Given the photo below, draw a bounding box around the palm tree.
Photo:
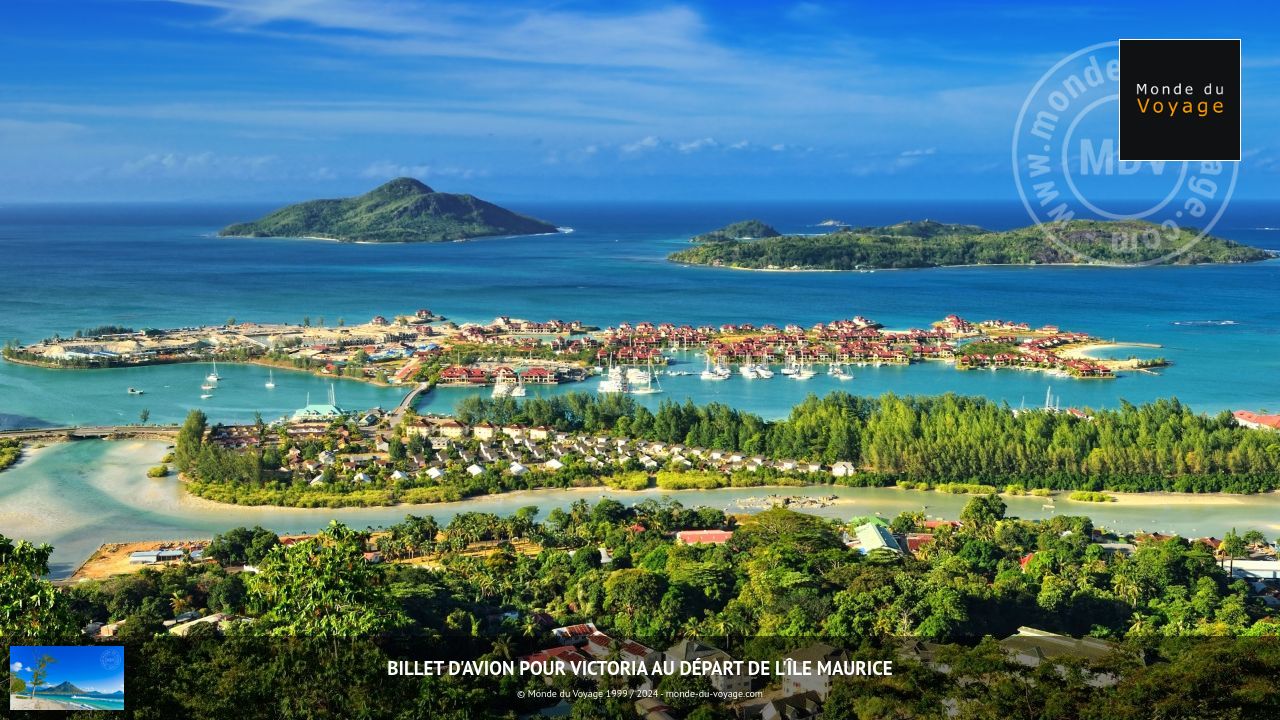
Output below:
[170,592,192,616]
[490,635,514,660]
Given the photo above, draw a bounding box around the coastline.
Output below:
[9,694,93,711]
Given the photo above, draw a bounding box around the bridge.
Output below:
[390,382,431,419]
[0,425,180,442]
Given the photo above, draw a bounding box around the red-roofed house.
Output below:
[1234,410,1280,431]
[675,530,733,545]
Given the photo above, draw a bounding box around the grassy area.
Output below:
[1069,490,1116,503]
[0,439,21,471]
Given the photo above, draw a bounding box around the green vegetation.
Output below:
[147,464,170,478]
[670,219,1273,269]
[1070,490,1117,502]
[955,339,1020,356]
[219,177,558,243]
[456,391,1280,493]
[0,438,21,471]
[4,497,1278,718]
[691,219,780,242]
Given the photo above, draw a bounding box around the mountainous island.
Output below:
[668,219,1274,269]
[219,178,558,243]
[40,681,86,695]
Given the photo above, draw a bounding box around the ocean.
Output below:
[1,199,1278,426]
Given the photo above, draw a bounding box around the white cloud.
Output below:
[620,136,661,155]
[899,147,936,157]
[359,161,484,181]
[677,137,718,154]
[728,140,750,150]
[770,144,787,152]
[10,662,21,672]
[116,151,277,179]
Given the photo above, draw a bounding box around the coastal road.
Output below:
[0,425,180,441]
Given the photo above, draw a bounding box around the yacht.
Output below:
[626,366,652,384]
[200,393,213,400]
[629,359,663,395]
[755,364,775,379]
[699,356,730,381]
[789,362,816,380]
[492,379,514,398]
[127,387,144,395]
[829,364,854,381]
[205,360,221,383]
[200,382,216,391]
[597,366,628,393]
[265,369,275,389]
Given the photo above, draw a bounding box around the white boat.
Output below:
[127,387,144,395]
[700,356,729,381]
[200,382,216,391]
[597,366,628,393]
[629,359,663,395]
[780,360,797,376]
[626,367,652,384]
[206,360,220,383]
[738,356,760,379]
[789,362,816,380]
[200,393,213,399]
[755,365,774,379]
[509,372,527,397]
[265,369,275,389]
[829,364,854,381]
[492,379,513,398]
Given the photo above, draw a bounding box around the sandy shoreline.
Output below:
[10,694,92,710]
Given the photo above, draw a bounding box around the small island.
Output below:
[690,219,781,243]
[219,177,558,243]
[669,219,1274,269]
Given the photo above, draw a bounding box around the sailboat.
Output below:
[206,359,221,383]
[789,361,816,380]
[829,363,853,381]
[265,369,276,389]
[629,358,663,394]
[700,355,729,381]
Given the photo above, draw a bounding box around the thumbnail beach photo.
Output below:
[9,646,124,712]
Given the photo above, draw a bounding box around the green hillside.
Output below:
[219,178,558,243]
[670,219,1274,269]
[691,219,781,242]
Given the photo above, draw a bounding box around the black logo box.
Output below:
[1119,39,1240,162]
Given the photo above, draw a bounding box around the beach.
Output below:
[10,694,92,710]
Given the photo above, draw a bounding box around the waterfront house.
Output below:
[781,643,849,699]
[473,421,497,440]
[544,458,565,471]
[466,463,484,477]
[508,462,529,477]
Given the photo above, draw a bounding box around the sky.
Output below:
[10,646,125,695]
[1,0,1278,202]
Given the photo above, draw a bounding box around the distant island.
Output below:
[219,177,558,243]
[669,219,1274,269]
[690,219,781,242]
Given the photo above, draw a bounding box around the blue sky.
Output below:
[1,0,1277,202]
[10,646,125,694]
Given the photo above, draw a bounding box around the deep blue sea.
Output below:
[1,200,1278,426]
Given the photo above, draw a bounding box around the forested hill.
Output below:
[691,219,781,242]
[219,178,558,243]
[669,219,1273,269]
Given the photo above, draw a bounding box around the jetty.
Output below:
[0,425,179,442]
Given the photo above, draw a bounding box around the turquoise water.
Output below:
[2,202,1279,570]
[59,696,125,711]
[5,441,1280,578]
[1,201,1278,425]
[0,360,405,427]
